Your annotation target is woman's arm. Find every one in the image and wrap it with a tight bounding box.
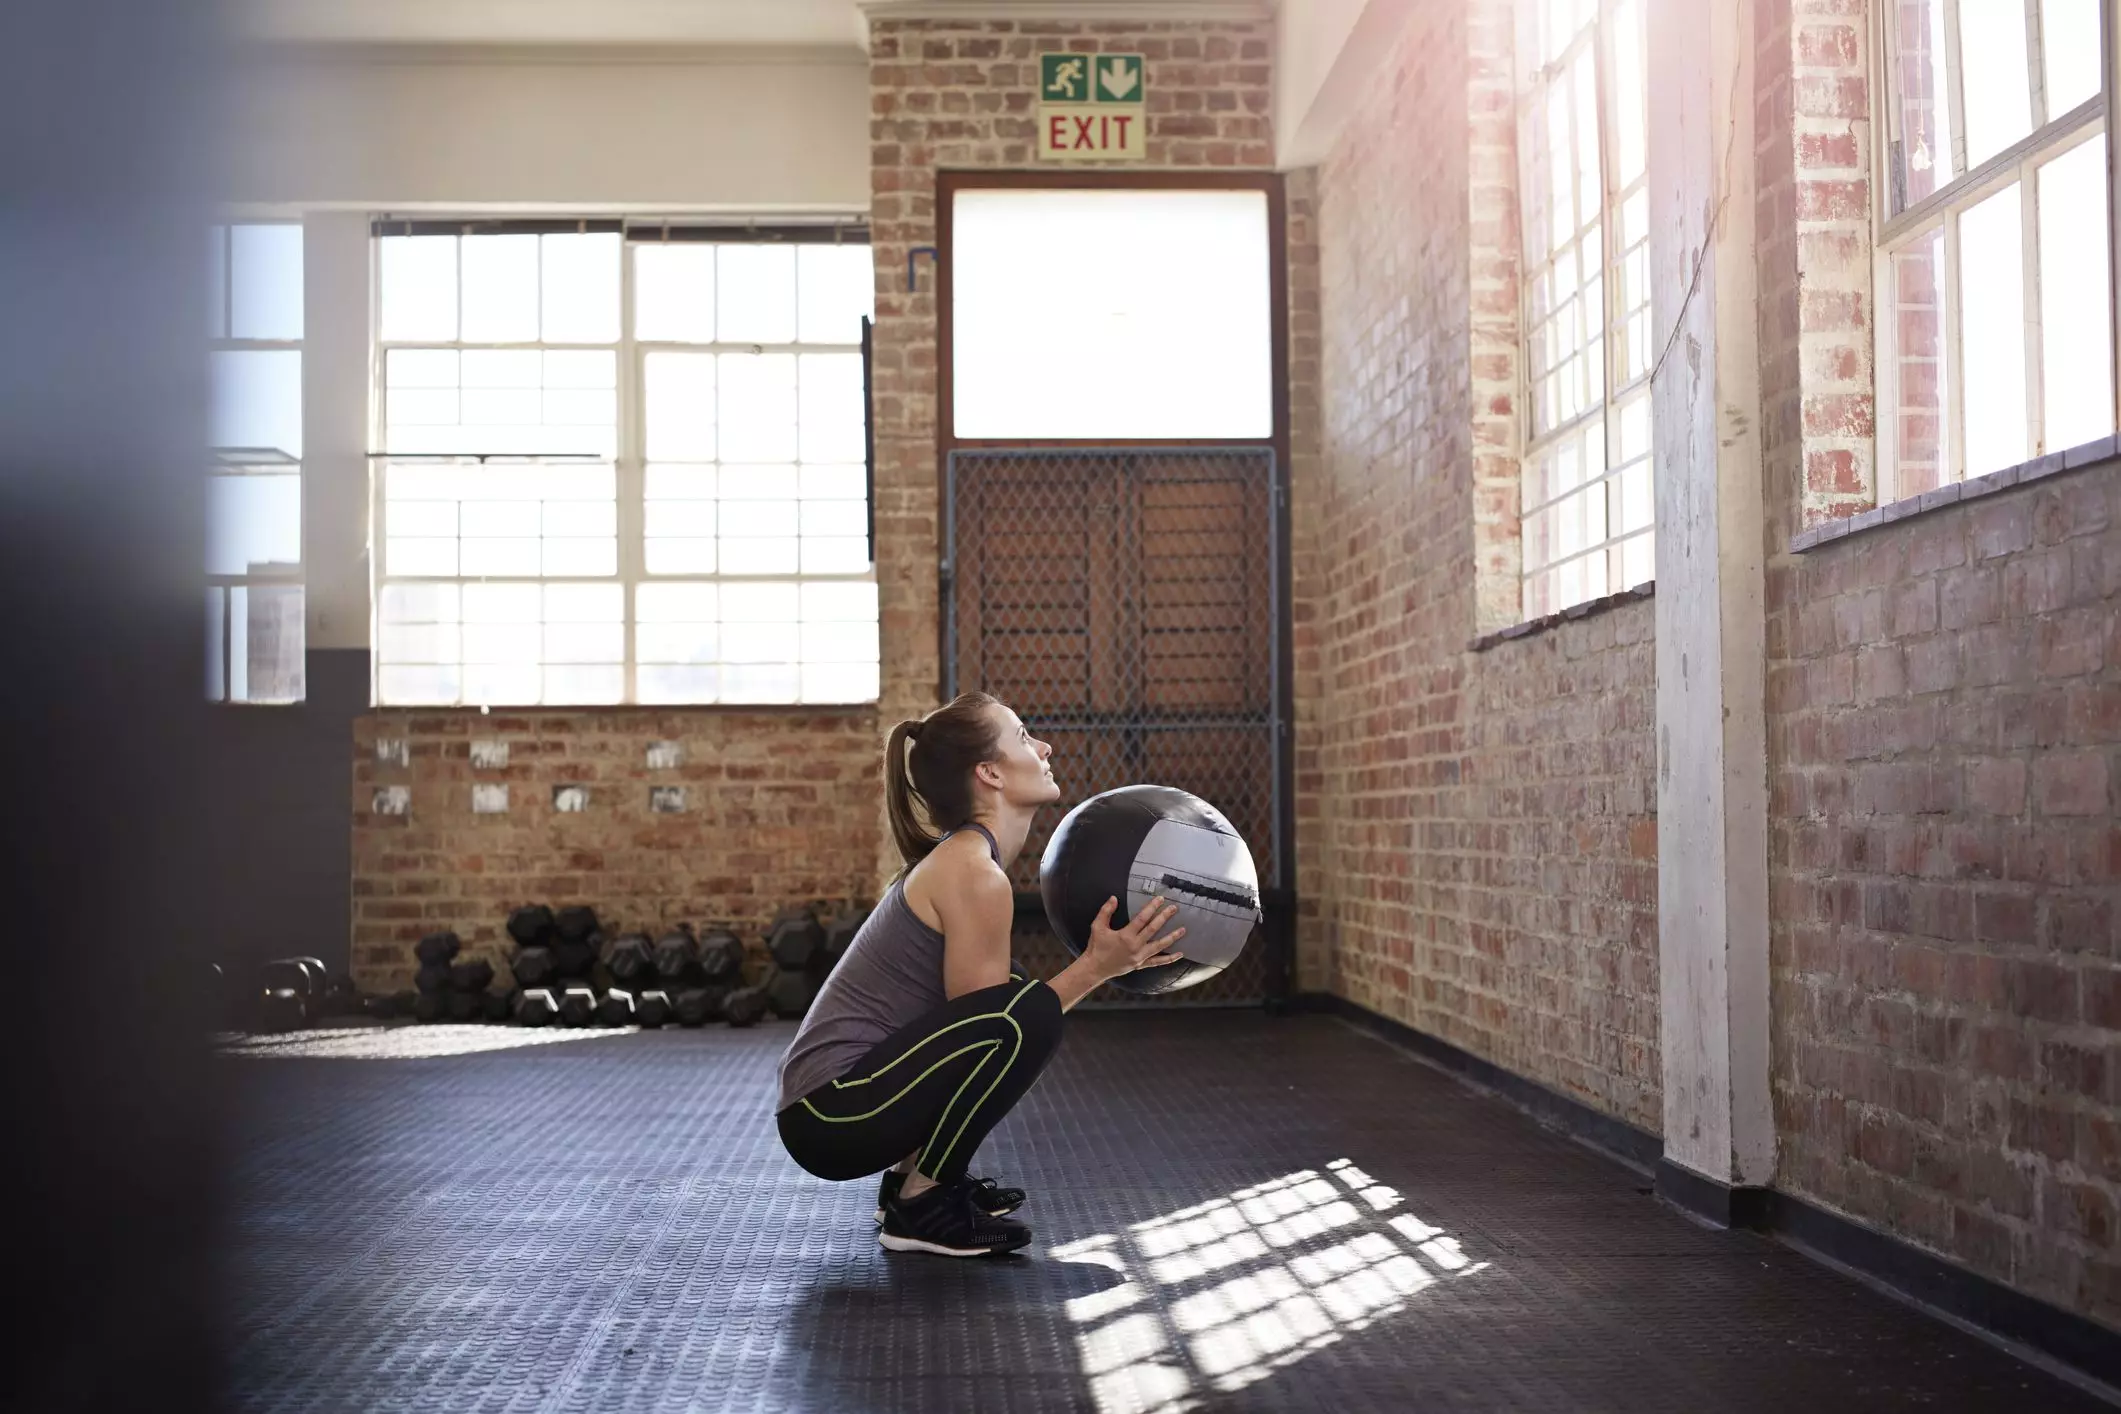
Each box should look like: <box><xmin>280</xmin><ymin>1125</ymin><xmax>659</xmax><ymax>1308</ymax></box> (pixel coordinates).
<box><xmin>1045</xmin><ymin>954</ymin><xmax>1117</xmax><ymax>1013</ymax></box>
<box><xmin>936</xmin><ymin>862</ymin><xmax>1190</xmax><ymax>1012</ymax></box>
<box><xmin>935</xmin><ymin>861</ymin><xmax>1015</xmax><ymax>1000</ymax></box>
<box><xmin>1046</xmin><ymin>896</ymin><xmax>1189</xmax><ymax>1013</ymax></box>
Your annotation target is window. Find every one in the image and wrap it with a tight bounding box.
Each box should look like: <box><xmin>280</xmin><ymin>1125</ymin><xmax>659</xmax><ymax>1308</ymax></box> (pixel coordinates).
<box><xmin>1513</xmin><ymin>0</ymin><xmax>1655</xmax><ymax>620</ymax></box>
<box><xmin>949</xmin><ymin>187</ymin><xmax>1274</xmax><ymax>439</ymax></box>
<box><xmin>208</xmin><ymin>221</ymin><xmax>305</xmax><ymax>703</ymax></box>
<box><xmin>372</xmin><ymin>225</ymin><xmax>878</xmax><ymax>706</ymax></box>
<box><xmin>1878</xmin><ymin>0</ymin><xmax>2113</xmax><ymax>499</ymax></box>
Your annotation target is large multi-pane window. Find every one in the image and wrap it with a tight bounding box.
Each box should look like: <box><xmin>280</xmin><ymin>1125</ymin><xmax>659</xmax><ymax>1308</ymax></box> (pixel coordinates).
<box><xmin>1513</xmin><ymin>0</ymin><xmax>1654</xmax><ymax>620</ymax></box>
<box><xmin>372</xmin><ymin>224</ymin><xmax>878</xmax><ymax>706</ymax></box>
<box><xmin>208</xmin><ymin>221</ymin><xmax>306</xmax><ymax>703</ymax></box>
<box><xmin>1878</xmin><ymin>0</ymin><xmax>2113</xmax><ymax>500</ymax></box>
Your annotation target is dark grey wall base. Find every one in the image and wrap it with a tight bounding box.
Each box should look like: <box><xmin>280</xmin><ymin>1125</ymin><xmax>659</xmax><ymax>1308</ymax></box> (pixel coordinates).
<box><xmin>1294</xmin><ymin>991</ymin><xmax>2121</xmax><ymax>1396</ymax></box>
<box><xmin>1291</xmin><ymin>992</ymin><xmax>1662</xmax><ymax>1172</ymax></box>
<box><xmin>1768</xmin><ymin>1190</ymin><xmax>2121</xmax><ymax>1395</ymax></box>
<box><xmin>1655</xmin><ymin>1158</ymin><xmax>1771</xmax><ymax>1230</ymax></box>
<box><xmin>205</xmin><ymin>648</ymin><xmax>366</xmax><ymax>980</ymax></box>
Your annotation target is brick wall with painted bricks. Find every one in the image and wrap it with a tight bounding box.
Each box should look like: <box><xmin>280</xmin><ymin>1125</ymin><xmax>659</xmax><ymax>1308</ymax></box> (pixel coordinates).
<box><xmin>352</xmin><ymin>711</ymin><xmax>880</xmax><ymax>990</ymax></box>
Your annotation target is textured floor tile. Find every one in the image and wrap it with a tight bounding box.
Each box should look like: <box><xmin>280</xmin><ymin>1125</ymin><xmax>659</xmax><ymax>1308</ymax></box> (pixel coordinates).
<box><xmin>221</xmin><ymin>1013</ymin><xmax>2107</xmax><ymax>1414</ymax></box>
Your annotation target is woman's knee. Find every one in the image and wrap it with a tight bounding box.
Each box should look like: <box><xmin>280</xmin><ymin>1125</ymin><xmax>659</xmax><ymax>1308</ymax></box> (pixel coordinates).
<box><xmin>777</xmin><ymin>1106</ymin><xmax>884</xmax><ymax>1182</ymax></box>
<box><xmin>1010</xmin><ymin>979</ymin><xmax>1064</xmax><ymax>1060</ymax></box>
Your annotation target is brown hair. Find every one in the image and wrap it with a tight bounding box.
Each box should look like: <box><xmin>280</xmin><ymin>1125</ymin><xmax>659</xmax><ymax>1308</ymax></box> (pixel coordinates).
<box><xmin>885</xmin><ymin>692</ymin><xmax>1004</xmax><ymax>868</ymax></box>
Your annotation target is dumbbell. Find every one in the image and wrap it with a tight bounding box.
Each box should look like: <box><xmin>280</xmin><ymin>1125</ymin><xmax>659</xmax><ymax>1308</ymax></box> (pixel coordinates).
<box><xmin>653</xmin><ymin>924</ymin><xmax>700</xmax><ymax>984</ymax></box>
<box><xmin>259</xmin><ymin>957</ymin><xmax>324</xmax><ymax>1027</ymax></box>
<box><xmin>768</xmin><ymin>911</ymin><xmax>827</xmax><ymax>975</ymax></box>
<box><xmin>604</xmin><ymin>933</ymin><xmax>655</xmax><ymax>985</ymax></box>
<box><xmin>414</xmin><ymin>931</ymin><xmax>461</xmax><ymax>967</ymax></box>
<box><xmin>415</xmin><ymin>964</ymin><xmax>453</xmax><ymax>995</ymax></box>
<box><xmin>276</xmin><ymin>955</ymin><xmax>352</xmax><ymax>1021</ymax></box>
<box><xmin>555</xmin><ymin>905</ymin><xmax>600</xmax><ymax>945</ymax></box>
<box><xmin>413</xmin><ymin>991</ymin><xmax>446</xmax><ymax>1023</ymax></box>
<box><xmin>483</xmin><ymin>989</ymin><xmax>514</xmax><ymax>1023</ymax></box>
<box><xmin>320</xmin><ymin>971</ymin><xmax>365</xmax><ymax>1019</ymax></box>
<box><xmin>723</xmin><ymin>985</ymin><xmax>769</xmax><ymax>1028</ymax></box>
<box><xmin>257</xmin><ymin>988</ymin><xmax>306</xmax><ymax>1033</ymax></box>
<box><xmin>594</xmin><ymin>988</ymin><xmax>636</xmax><ymax>1026</ymax></box>
<box><xmin>556</xmin><ymin>980</ymin><xmax>597</xmax><ymax>1027</ymax></box>
<box><xmin>450</xmin><ymin>958</ymin><xmax>495</xmax><ymax>992</ymax></box>
<box><xmin>506</xmin><ymin>904</ymin><xmax>557</xmax><ymax>947</ymax></box>
<box><xmin>636</xmin><ymin>989</ymin><xmax>673</xmax><ymax>1028</ymax></box>
<box><xmin>764</xmin><ymin>966</ymin><xmax>819</xmax><ymax>1020</ymax></box>
<box><xmin>673</xmin><ymin>986</ymin><xmax>730</xmax><ymax>1027</ymax></box>
<box><xmin>697</xmin><ymin>929</ymin><xmax>745</xmax><ymax>984</ymax></box>
<box><xmin>445</xmin><ymin>990</ymin><xmax>481</xmax><ymax>1022</ymax></box>
<box><xmin>512</xmin><ymin>946</ymin><xmax>557</xmax><ymax>989</ymax></box>
<box><xmin>553</xmin><ymin>931</ymin><xmax>601</xmax><ymax>980</ymax></box>
<box><xmin>514</xmin><ymin>987</ymin><xmax>559</xmax><ymax>1026</ymax></box>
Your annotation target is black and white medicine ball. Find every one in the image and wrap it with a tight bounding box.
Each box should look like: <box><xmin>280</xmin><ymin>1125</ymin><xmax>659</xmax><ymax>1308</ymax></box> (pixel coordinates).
<box><xmin>1039</xmin><ymin>784</ymin><xmax>1262</xmax><ymax>996</ymax></box>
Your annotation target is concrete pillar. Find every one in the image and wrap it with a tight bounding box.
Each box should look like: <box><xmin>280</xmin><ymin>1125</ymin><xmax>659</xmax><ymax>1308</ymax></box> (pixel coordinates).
<box><xmin>302</xmin><ymin>211</ymin><xmax>371</xmax><ymax>655</ymax></box>
<box><xmin>1646</xmin><ymin>0</ymin><xmax>1775</xmax><ymax>1220</ymax></box>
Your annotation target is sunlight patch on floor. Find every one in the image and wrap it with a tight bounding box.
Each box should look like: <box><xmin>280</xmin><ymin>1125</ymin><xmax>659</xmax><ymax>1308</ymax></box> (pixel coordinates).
<box><xmin>1053</xmin><ymin>1157</ymin><xmax>1491</xmax><ymax>1414</ymax></box>
<box><xmin>215</xmin><ymin>1024</ymin><xmax>630</xmax><ymax>1059</ymax></box>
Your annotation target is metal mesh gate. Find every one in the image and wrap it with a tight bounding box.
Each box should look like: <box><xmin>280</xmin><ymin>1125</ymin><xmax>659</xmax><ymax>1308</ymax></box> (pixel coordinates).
<box><xmin>944</xmin><ymin>447</ymin><xmax>1288</xmax><ymax>1006</ymax></box>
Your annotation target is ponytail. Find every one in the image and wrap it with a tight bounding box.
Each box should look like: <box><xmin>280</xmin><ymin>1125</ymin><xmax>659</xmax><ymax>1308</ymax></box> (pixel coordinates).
<box><xmin>884</xmin><ymin>718</ymin><xmax>933</xmax><ymax>868</ymax></box>
<box><xmin>884</xmin><ymin>692</ymin><xmax>1004</xmax><ymax>868</ymax></box>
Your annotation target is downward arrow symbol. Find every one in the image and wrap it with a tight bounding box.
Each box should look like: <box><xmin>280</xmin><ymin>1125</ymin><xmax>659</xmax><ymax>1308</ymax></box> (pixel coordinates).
<box><xmin>1100</xmin><ymin>58</ymin><xmax>1139</xmax><ymax>99</ymax></box>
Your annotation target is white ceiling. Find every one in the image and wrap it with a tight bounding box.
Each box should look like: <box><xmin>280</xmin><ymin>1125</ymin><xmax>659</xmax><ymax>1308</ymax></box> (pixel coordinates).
<box><xmin>234</xmin><ymin>0</ymin><xmax>875</xmax><ymax>48</ymax></box>
<box><xmin>233</xmin><ymin>0</ymin><xmax>1273</xmax><ymax>50</ymax></box>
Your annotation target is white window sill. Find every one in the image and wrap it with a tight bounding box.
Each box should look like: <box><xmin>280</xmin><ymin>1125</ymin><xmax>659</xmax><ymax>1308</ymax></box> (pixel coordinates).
<box><xmin>1467</xmin><ymin>581</ymin><xmax>1656</xmax><ymax>653</ymax></box>
<box><xmin>1790</xmin><ymin>435</ymin><xmax>2121</xmax><ymax>554</ymax></box>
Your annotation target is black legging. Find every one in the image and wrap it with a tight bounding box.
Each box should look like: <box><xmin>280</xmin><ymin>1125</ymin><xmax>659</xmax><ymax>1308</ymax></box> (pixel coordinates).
<box><xmin>777</xmin><ymin>976</ymin><xmax>1064</xmax><ymax>1186</ymax></box>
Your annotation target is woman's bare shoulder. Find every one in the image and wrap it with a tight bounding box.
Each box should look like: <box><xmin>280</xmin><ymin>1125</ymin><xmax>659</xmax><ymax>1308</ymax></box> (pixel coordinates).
<box><xmin>902</xmin><ymin>834</ymin><xmax>1006</xmax><ymax>925</ymax></box>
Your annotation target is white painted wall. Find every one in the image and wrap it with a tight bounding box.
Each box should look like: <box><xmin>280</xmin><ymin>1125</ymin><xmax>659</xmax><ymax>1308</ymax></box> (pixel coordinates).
<box><xmin>1273</xmin><ymin>0</ymin><xmax>1416</xmax><ymax>169</ymax></box>
<box><xmin>225</xmin><ymin>47</ymin><xmax>871</xmax><ymax>212</ymax></box>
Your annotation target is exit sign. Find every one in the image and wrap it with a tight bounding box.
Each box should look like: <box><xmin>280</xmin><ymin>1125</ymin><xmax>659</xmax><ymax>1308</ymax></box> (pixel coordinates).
<box><xmin>1037</xmin><ymin>52</ymin><xmax>1147</xmax><ymax>162</ymax></box>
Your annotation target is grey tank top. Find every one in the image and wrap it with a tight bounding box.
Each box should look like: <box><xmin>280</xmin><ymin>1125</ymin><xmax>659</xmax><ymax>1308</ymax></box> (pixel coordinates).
<box><xmin>775</xmin><ymin>825</ymin><xmax>1001</xmax><ymax>1112</ymax></box>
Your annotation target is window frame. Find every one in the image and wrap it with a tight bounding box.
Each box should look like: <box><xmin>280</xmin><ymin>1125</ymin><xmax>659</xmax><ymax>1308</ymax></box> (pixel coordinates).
<box><xmin>1872</xmin><ymin>0</ymin><xmax>2119</xmax><ymax>503</ymax></box>
<box><xmin>208</xmin><ymin>216</ymin><xmax>306</xmax><ymax>706</ymax></box>
<box><xmin>367</xmin><ymin>220</ymin><xmax>879</xmax><ymax>709</ymax></box>
<box><xmin>1510</xmin><ymin>0</ymin><xmax>1656</xmax><ymax>623</ymax></box>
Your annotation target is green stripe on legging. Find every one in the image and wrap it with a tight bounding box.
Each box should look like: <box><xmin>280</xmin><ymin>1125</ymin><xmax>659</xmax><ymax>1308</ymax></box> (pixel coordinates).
<box><xmin>797</xmin><ymin>978</ymin><xmax>1043</xmax><ymax>1177</ymax></box>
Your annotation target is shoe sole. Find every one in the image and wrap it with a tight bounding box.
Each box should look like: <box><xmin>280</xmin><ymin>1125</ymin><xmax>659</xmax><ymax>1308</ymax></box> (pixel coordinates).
<box><xmin>874</xmin><ymin>1201</ymin><xmax>1022</xmax><ymax>1225</ymax></box>
<box><xmin>877</xmin><ymin>1230</ymin><xmax>1032</xmax><ymax>1257</ymax></box>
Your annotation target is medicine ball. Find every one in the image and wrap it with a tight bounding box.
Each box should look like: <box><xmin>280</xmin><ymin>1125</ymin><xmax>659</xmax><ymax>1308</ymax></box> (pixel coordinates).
<box><xmin>1039</xmin><ymin>784</ymin><xmax>1262</xmax><ymax>996</ymax></box>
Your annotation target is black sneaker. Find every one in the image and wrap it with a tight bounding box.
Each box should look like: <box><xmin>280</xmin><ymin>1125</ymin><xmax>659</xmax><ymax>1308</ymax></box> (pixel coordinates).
<box><xmin>878</xmin><ymin>1179</ymin><xmax>1033</xmax><ymax>1257</ymax></box>
<box><xmin>874</xmin><ymin>1170</ymin><xmax>1026</xmax><ymax>1224</ymax></box>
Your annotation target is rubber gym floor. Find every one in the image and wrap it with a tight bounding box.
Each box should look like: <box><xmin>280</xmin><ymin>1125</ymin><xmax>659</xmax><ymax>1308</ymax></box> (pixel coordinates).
<box><xmin>223</xmin><ymin>1011</ymin><xmax>2109</xmax><ymax>1413</ymax></box>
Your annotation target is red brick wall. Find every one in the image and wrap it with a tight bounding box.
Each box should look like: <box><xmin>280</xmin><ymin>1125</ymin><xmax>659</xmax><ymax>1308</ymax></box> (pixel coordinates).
<box><xmin>1302</xmin><ymin>0</ymin><xmax>1661</xmax><ymax>1130</ymax></box>
<box><xmin>351</xmin><ymin>710</ymin><xmax>880</xmax><ymax>988</ymax></box>
<box><xmin>1759</xmin><ymin>0</ymin><xmax>2121</xmax><ymax>1331</ymax></box>
<box><xmin>1788</xmin><ymin>0</ymin><xmax>1875</xmax><ymax>525</ymax></box>
<box><xmin>866</xmin><ymin>15</ymin><xmax>1276</xmax><ymax>887</ymax></box>
<box><xmin>1767</xmin><ymin>471</ymin><xmax>2121</xmax><ymax>1326</ymax></box>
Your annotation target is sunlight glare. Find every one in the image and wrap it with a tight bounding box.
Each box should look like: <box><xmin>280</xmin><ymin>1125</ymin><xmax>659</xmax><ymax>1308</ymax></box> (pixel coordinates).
<box><xmin>1061</xmin><ymin>1160</ymin><xmax>1492</xmax><ymax>1414</ymax></box>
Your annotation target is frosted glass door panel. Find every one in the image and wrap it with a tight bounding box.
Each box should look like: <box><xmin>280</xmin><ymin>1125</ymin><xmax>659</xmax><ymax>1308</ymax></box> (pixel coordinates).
<box><xmin>951</xmin><ymin>189</ymin><xmax>1273</xmax><ymax>439</ymax></box>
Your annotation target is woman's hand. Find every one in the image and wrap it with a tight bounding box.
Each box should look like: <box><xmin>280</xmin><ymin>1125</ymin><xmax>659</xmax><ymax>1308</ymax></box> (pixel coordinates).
<box><xmin>1084</xmin><ymin>895</ymin><xmax>1187</xmax><ymax>982</ymax></box>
